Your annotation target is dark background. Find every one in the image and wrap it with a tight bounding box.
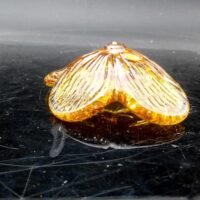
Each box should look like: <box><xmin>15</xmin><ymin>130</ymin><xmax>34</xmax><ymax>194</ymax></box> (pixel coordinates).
<box><xmin>0</xmin><ymin>0</ymin><xmax>200</xmax><ymax>199</ymax></box>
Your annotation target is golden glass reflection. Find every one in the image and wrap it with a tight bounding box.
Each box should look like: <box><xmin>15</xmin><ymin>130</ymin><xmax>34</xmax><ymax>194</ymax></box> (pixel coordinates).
<box><xmin>50</xmin><ymin>110</ymin><xmax>185</xmax><ymax>148</ymax></box>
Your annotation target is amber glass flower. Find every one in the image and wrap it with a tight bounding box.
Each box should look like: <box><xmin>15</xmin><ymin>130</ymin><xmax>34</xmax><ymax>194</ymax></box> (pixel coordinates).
<box><xmin>44</xmin><ymin>42</ymin><xmax>189</xmax><ymax>125</ymax></box>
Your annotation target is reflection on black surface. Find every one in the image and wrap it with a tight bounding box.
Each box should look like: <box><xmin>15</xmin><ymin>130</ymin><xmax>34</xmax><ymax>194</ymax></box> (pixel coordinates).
<box><xmin>51</xmin><ymin>112</ymin><xmax>185</xmax><ymax>150</ymax></box>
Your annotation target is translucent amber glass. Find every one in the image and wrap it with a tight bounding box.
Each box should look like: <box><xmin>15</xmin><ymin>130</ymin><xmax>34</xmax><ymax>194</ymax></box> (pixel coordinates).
<box><xmin>44</xmin><ymin>42</ymin><xmax>189</xmax><ymax>125</ymax></box>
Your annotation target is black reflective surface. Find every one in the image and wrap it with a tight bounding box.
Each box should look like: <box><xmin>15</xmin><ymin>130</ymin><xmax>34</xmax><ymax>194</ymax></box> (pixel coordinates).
<box><xmin>0</xmin><ymin>44</ymin><xmax>200</xmax><ymax>198</ymax></box>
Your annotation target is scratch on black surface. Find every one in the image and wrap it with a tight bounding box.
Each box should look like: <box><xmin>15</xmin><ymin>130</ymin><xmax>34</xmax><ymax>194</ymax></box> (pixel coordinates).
<box><xmin>21</xmin><ymin>167</ymin><xmax>33</xmax><ymax>197</ymax></box>
<box><xmin>0</xmin><ymin>179</ymin><xmax>21</xmax><ymax>198</ymax></box>
<box><xmin>0</xmin><ymin>145</ymin><xmax>19</xmax><ymax>150</ymax></box>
